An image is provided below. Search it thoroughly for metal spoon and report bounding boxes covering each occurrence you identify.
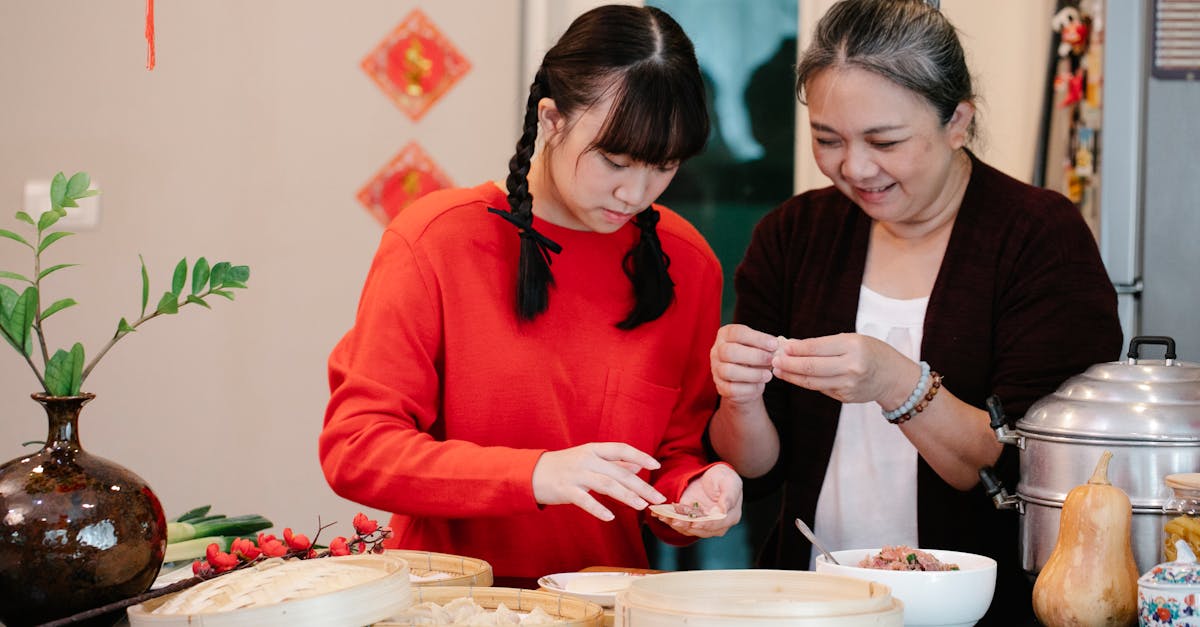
[794,518,840,565]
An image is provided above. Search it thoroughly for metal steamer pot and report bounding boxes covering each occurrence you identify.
[980,336,1200,577]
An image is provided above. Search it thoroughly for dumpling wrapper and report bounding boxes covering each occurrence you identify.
[564,574,639,594]
[648,503,726,522]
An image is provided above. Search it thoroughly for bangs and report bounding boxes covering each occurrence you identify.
[590,63,709,166]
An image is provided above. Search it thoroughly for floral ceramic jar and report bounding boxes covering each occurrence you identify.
[1139,540,1200,626]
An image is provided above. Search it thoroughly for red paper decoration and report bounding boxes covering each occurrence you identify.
[361,9,471,121]
[357,142,454,226]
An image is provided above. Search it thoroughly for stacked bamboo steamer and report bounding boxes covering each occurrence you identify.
[386,549,494,587]
[615,570,903,626]
[379,586,604,626]
[127,554,411,627]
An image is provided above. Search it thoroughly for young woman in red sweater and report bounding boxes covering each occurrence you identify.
[321,5,742,579]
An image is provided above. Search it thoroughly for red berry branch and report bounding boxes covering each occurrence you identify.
[36,513,392,627]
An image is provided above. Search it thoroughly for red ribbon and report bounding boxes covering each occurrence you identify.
[145,0,155,70]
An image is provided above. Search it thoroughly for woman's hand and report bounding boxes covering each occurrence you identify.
[772,333,919,409]
[710,324,780,404]
[532,443,667,522]
[651,464,743,538]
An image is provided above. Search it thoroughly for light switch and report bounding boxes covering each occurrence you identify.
[23,179,101,231]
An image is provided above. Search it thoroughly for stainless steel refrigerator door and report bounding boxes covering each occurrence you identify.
[1099,0,1148,347]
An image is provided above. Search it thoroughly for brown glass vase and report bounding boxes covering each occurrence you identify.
[0,393,168,626]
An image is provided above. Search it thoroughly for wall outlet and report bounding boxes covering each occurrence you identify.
[23,179,102,231]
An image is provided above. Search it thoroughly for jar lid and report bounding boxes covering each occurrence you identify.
[1141,541,1200,585]
[1016,341,1200,441]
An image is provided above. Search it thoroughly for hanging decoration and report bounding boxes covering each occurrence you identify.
[360,9,471,121]
[357,142,454,226]
[145,0,156,70]
[1045,0,1104,237]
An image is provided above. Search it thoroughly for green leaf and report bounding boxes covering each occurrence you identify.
[185,294,211,309]
[0,229,32,248]
[38,263,77,281]
[74,189,100,199]
[228,265,250,283]
[117,317,136,337]
[2,287,38,356]
[223,281,248,290]
[44,343,85,396]
[37,231,73,254]
[65,172,90,199]
[49,172,67,212]
[60,198,78,209]
[139,255,149,318]
[69,342,84,394]
[210,289,235,301]
[191,257,210,296]
[156,291,179,315]
[171,258,187,297]
[0,284,20,351]
[41,298,77,320]
[15,211,34,225]
[0,270,32,284]
[37,209,62,232]
[209,262,230,290]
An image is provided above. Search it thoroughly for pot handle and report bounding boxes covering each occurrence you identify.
[987,394,1022,447]
[979,466,1021,512]
[1127,335,1177,365]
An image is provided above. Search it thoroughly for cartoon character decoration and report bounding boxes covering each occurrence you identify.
[1053,7,1090,59]
[1052,7,1091,108]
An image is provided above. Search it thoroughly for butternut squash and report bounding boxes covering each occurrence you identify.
[1032,450,1138,626]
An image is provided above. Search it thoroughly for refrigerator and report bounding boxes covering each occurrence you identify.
[1043,0,1200,361]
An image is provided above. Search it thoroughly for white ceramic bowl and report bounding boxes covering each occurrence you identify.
[814,548,996,627]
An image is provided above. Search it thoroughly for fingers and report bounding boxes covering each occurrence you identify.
[584,443,666,508]
[591,442,660,472]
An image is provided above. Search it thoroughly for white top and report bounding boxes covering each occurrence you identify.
[810,285,928,568]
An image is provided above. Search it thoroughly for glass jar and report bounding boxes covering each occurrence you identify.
[1163,473,1200,561]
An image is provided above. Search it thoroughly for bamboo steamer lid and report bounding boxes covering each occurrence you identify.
[615,570,903,626]
[385,549,494,587]
[378,586,604,626]
[127,554,411,627]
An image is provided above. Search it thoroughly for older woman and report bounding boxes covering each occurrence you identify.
[708,0,1121,623]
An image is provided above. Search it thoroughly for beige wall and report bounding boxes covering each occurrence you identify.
[0,1,519,532]
[0,0,1057,539]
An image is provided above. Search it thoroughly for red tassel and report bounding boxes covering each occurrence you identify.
[145,0,156,70]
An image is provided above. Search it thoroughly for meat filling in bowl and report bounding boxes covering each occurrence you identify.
[859,545,960,571]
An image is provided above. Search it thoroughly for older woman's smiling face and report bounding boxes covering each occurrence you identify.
[805,66,973,227]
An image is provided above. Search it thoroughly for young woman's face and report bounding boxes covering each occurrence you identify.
[805,66,972,225]
[534,95,680,234]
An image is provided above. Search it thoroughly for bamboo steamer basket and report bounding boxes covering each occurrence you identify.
[127,554,411,627]
[385,549,494,586]
[377,585,604,626]
[615,570,903,626]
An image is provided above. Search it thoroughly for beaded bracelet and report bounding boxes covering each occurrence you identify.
[881,361,931,422]
[889,372,943,425]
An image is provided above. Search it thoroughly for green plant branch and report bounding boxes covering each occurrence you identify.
[80,287,220,383]
[0,324,49,391]
[32,228,52,371]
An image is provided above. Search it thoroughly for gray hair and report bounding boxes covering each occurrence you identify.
[796,0,977,139]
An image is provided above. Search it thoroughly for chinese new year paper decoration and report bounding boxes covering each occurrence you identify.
[357,142,453,226]
[361,9,471,121]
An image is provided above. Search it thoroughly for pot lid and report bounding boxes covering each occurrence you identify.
[1017,337,1200,442]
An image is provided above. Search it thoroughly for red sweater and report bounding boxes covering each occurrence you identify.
[321,183,723,578]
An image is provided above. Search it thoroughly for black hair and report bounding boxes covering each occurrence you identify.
[494,4,709,328]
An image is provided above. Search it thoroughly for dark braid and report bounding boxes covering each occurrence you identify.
[495,70,561,321]
[617,208,674,329]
